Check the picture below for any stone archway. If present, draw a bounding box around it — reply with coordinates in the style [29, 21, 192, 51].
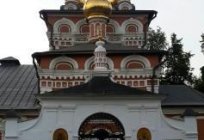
[78, 113, 125, 140]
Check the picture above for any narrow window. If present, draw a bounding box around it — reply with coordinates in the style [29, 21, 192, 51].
[137, 128, 151, 140]
[53, 128, 68, 140]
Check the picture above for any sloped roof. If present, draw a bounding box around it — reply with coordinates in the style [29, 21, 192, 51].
[0, 62, 204, 110]
[0, 56, 20, 66]
[40, 9, 157, 18]
[39, 76, 163, 99]
[160, 85, 204, 106]
[0, 64, 38, 109]
[32, 44, 166, 57]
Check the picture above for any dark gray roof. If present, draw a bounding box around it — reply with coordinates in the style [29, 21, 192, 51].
[0, 57, 20, 66]
[40, 9, 157, 17]
[32, 44, 166, 58]
[160, 85, 204, 106]
[0, 64, 38, 109]
[39, 76, 163, 99]
[1, 61, 204, 109]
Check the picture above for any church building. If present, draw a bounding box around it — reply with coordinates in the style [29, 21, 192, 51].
[0, 0, 204, 140]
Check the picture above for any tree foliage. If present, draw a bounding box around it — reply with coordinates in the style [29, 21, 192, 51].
[147, 27, 194, 85]
[146, 27, 168, 50]
[161, 33, 194, 85]
[194, 66, 204, 93]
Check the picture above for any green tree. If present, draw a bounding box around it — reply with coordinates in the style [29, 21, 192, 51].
[194, 66, 204, 93]
[161, 33, 194, 85]
[146, 27, 168, 50]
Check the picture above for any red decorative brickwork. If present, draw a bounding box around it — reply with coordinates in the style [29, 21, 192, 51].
[197, 119, 204, 140]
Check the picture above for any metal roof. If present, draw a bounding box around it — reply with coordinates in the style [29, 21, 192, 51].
[0, 60, 204, 109]
[160, 85, 204, 106]
[0, 56, 20, 66]
[32, 44, 166, 58]
[0, 64, 38, 109]
[39, 76, 163, 99]
[39, 9, 157, 16]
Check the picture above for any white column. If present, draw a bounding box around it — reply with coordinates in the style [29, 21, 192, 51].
[184, 116, 198, 140]
[5, 118, 18, 140]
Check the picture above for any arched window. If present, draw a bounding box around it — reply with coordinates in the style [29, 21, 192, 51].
[53, 18, 75, 34]
[126, 24, 138, 34]
[137, 128, 151, 140]
[58, 24, 71, 33]
[49, 57, 79, 70]
[106, 24, 115, 34]
[53, 128, 68, 140]
[121, 19, 143, 34]
[80, 24, 89, 34]
[96, 23, 101, 36]
[79, 113, 125, 140]
[55, 62, 74, 70]
[126, 60, 144, 69]
[121, 55, 151, 69]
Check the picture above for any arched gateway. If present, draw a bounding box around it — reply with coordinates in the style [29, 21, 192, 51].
[78, 113, 125, 140]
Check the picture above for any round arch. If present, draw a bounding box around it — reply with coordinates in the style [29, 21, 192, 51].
[121, 18, 143, 34]
[75, 18, 88, 34]
[137, 127, 151, 140]
[53, 128, 68, 140]
[78, 112, 125, 140]
[53, 18, 75, 34]
[120, 55, 151, 69]
[108, 19, 121, 34]
[84, 56, 114, 70]
[49, 56, 79, 70]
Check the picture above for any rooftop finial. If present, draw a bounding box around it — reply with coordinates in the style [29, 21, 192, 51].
[94, 40, 107, 71]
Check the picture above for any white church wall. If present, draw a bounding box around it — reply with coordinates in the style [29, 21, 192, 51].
[5, 118, 18, 138]
[5, 98, 198, 140]
[183, 117, 198, 140]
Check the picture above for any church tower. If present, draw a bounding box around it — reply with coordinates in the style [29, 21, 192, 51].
[2, 1, 200, 140]
[32, 0, 164, 94]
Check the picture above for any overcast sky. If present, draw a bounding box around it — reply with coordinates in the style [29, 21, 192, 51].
[0, 0, 203, 76]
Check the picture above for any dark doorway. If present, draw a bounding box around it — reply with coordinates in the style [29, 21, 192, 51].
[78, 113, 125, 140]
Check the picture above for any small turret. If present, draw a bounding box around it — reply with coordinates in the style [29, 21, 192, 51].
[94, 40, 107, 71]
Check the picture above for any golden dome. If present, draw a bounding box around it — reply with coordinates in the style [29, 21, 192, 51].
[107, 0, 118, 5]
[84, 0, 112, 19]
